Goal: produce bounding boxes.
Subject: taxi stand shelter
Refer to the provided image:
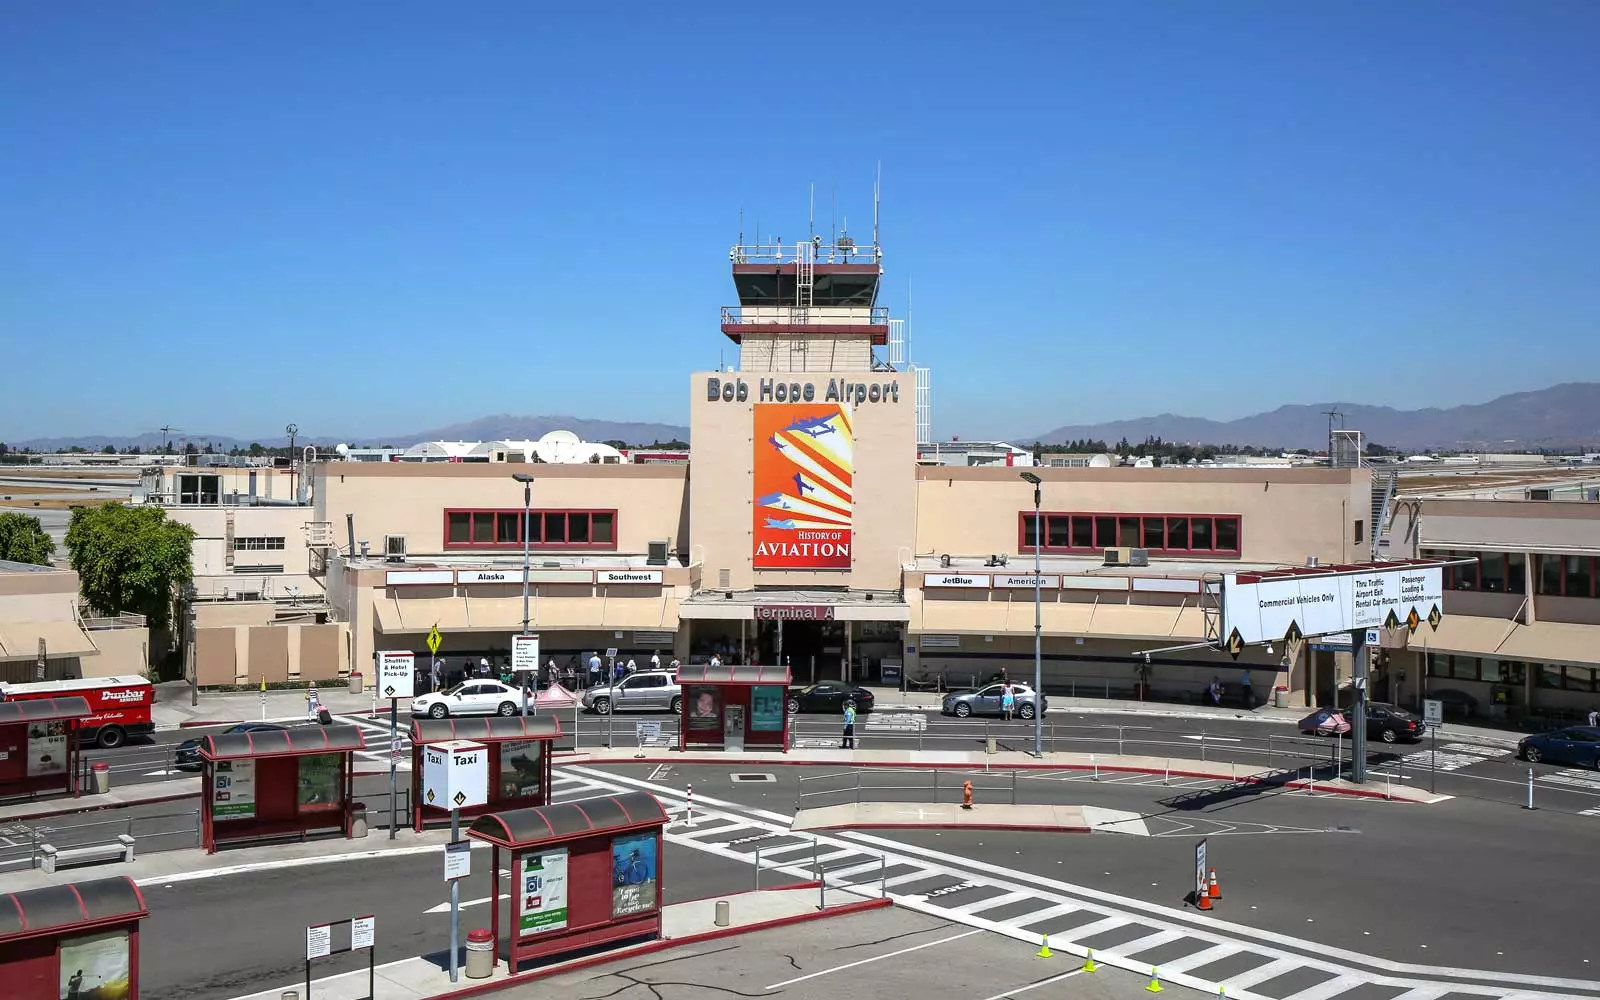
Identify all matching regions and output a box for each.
[468,790,668,973]
[676,663,792,751]
[409,715,562,832]
[197,723,367,853]
[0,875,148,1000]
[0,696,92,801]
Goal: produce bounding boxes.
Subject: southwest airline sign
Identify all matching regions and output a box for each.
[752,403,854,570]
[1223,561,1446,646]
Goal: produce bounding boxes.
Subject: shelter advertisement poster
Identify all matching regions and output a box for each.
[687,686,721,731]
[752,403,854,570]
[213,759,257,820]
[59,929,131,1000]
[611,831,658,917]
[519,847,569,934]
[750,686,785,731]
[297,754,341,813]
[27,720,68,777]
[499,739,542,799]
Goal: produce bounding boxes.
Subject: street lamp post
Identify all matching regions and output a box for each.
[1020,472,1043,757]
[512,473,535,718]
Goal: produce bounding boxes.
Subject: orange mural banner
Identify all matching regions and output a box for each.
[752,403,854,570]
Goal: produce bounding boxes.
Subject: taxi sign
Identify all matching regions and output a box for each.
[426,625,443,656]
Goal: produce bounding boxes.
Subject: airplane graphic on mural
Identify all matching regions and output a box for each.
[784,415,836,438]
[756,492,790,510]
[793,472,813,495]
[764,517,798,530]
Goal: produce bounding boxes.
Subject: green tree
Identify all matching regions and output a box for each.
[65,505,195,631]
[0,513,55,566]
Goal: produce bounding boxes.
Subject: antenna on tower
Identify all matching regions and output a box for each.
[737,206,744,248]
[808,183,815,242]
[872,161,881,249]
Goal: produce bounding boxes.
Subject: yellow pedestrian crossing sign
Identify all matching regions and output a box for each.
[426,625,443,656]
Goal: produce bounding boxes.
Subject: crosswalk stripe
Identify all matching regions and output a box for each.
[1109,929,1187,958]
[1014,903,1086,928]
[1223,958,1303,990]
[1281,974,1366,1000]
[949,890,1033,916]
[1158,943,1242,974]
[1050,915,1131,941]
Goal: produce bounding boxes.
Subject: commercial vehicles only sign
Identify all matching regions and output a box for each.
[1223,563,1445,646]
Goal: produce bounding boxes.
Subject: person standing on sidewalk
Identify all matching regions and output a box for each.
[1001,683,1016,721]
[430,658,442,693]
[841,700,857,749]
[1240,670,1255,710]
[305,682,320,721]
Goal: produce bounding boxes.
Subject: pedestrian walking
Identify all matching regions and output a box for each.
[305,682,320,721]
[430,658,442,693]
[625,657,637,674]
[1240,669,1255,710]
[1001,683,1015,721]
[841,700,857,749]
[1588,706,1598,727]
[588,652,603,688]
[650,650,662,671]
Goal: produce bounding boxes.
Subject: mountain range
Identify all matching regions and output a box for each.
[1029,383,1600,452]
[9,383,1600,454]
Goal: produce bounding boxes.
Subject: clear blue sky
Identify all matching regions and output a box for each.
[3,1,1597,444]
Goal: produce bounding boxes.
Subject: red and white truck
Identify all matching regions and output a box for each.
[0,676,157,748]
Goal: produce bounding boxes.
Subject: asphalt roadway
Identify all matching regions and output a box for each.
[139,840,799,1000]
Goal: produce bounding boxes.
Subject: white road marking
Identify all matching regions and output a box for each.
[1225,957,1303,989]
[948,890,1032,915]
[1011,903,1085,927]
[763,928,981,989]
[974,968,1085,1000]
[1110,928,1186,957]
[1283,974,1367,1000]
[423,896,494,915]
[564,763,1600,997]
[1182,735,1241,743]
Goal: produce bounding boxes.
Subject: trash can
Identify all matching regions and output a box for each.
[349,671,363,695]
[351,802,369,839]
[464,928,495,979]
[1273,685,1290,709]
[91,761,110,795]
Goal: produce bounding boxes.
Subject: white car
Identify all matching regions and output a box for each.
[410,680,526,719]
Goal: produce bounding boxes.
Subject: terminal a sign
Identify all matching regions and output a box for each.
[708,376,901,406]
[753,605,836,622]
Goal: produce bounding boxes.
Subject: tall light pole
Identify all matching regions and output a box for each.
[512,473,535,717]
[1020,472,1044,757]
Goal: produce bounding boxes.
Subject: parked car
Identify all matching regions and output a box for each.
[942,682,1045,720]
[582,671,682,715]
[786,682,875,715]
[1518,726,1600,768]
[1304,702,1424,744]
[174,722,287,770]
[410,680,525,719]
[1298,707,1351,736]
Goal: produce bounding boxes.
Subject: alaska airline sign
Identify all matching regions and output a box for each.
[1222,562,1445,646]
[752,403,854,570]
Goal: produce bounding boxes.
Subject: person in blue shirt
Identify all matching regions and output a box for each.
[842,700,857,749]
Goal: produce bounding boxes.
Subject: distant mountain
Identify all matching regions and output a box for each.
[1030,383,1600,452]
[5,416,691,453]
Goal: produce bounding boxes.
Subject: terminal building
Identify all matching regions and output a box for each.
[143,220,1600,723]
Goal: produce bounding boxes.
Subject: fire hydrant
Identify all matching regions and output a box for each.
[962,780,973,810]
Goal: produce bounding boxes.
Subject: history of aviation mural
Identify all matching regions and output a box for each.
[752,403,854,570]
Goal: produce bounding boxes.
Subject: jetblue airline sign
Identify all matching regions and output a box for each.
[706,376,901,406]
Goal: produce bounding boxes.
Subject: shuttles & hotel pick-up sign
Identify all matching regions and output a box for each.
[1223,562,1446,646]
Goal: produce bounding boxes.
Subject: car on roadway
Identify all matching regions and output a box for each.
[1304,702,1425,743]
[942,682,1045,720]
[581,671,682,715]
[786,681,875,715]
[173,722,288,771]
[1517,726,1600,768]
[410,680,526,719]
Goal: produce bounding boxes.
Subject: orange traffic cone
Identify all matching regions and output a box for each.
[1197,889,1213,911]
[1208,869,1222,900]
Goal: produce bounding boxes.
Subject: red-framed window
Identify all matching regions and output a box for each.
[1019,512,1242,557]
[443,509,617,550]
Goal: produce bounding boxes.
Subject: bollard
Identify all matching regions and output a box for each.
[714,900,730,927]
[1524,768,1536,810]
[856,771,863,805]
[1200,732,1207,762]
[880,854,887,898]
[755,845,762,890]
[1011,770,1018,805]
[1164,760,1170,785]
[686,784,695,827]
[1093,755,1100,781]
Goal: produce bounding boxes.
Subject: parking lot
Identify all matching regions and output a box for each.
[496,905,1158,1000]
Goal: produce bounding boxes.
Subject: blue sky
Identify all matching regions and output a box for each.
[3,1,1597,443]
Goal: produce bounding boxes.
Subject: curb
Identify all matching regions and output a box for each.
[419,895,892,1000]
[553,753,1431,803]
[797,821,1094,834]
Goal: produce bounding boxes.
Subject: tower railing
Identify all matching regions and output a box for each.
[721,306,888,327]
[730,241,882,266]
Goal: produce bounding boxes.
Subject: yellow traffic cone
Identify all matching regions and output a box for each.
[1082,948,1098,973]
[1037,935,1052,959]
[1147,967,1164,993]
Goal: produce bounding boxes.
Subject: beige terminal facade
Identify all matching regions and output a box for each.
[286,236,1399,707]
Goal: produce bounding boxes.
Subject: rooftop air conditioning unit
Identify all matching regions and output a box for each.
[646,540,670,567]
[1588,488,1600,503]
[1528,488,1553,501]
[1104,547,1133,566]
[1128,548,1150,567]
[383,534,408,563]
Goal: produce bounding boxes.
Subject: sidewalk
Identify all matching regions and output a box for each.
[0,777,200,824]
[791,802,1151,834]
[225,885,885,1000]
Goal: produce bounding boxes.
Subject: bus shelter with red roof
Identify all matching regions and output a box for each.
[408,715,561,832]
[196,723,367,853]
[676,663,791,751]
[0,875,149,999]
[0,696,92,802]
[467,790,667,973]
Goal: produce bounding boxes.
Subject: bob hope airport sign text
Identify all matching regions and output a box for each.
[707,376,901,406]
